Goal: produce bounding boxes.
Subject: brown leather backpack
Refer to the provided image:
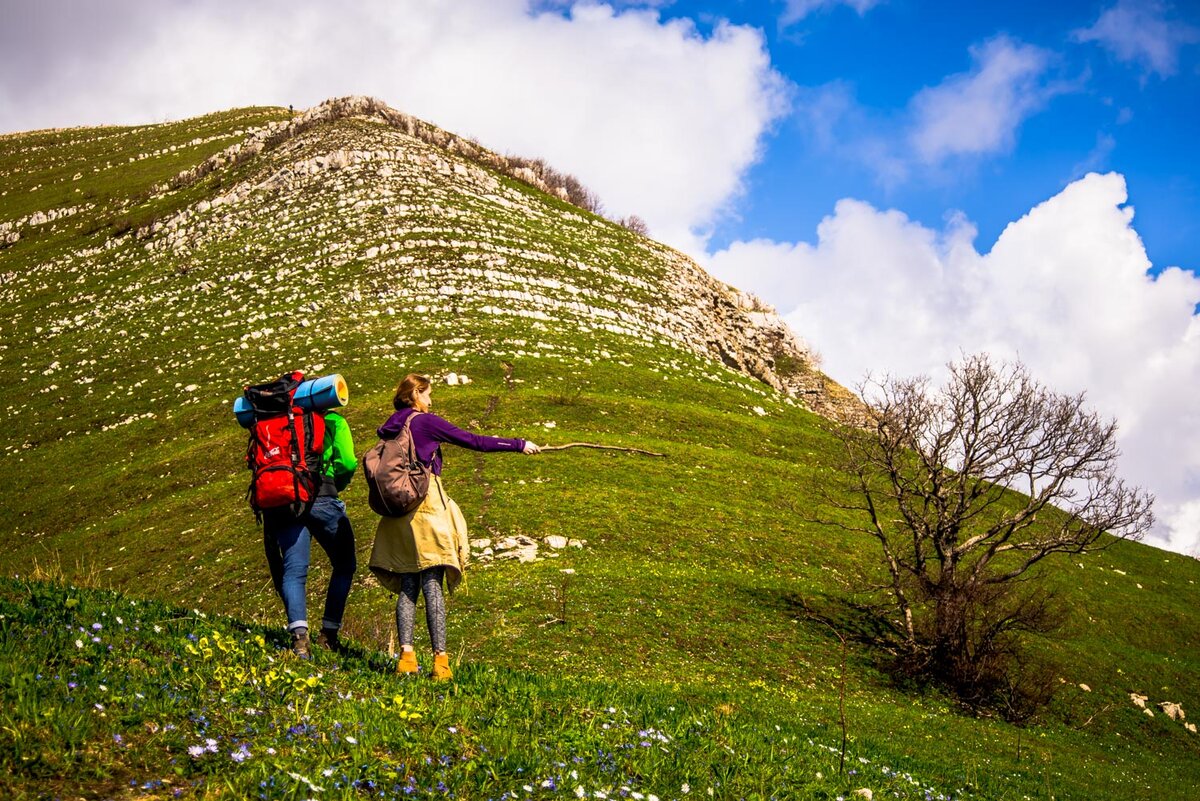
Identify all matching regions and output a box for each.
[362,412,430,516]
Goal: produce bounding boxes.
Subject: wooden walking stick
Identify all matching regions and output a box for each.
[540,442,666,458]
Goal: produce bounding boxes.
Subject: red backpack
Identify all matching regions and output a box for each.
[244,371,326,519]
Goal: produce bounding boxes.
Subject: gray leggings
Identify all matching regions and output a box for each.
[395,567,447,653]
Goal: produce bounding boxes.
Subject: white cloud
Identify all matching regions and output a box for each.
[1074,0,1200,78]
[782,0,883,26]
[0,0,789,249]
[796,36,1067,185]
[909,36,1056,164]
[706,172,1200,554]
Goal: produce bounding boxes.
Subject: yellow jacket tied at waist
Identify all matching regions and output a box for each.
[369,474,470,593]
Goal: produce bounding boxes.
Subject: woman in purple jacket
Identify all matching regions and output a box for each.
[368,373,540,680]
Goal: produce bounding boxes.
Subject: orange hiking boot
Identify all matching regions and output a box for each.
[396,649,418,675]
[432,652,453,681]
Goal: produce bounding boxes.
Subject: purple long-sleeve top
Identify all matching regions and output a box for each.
[377,407,525,475]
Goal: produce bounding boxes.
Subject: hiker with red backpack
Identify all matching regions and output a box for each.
[365,373,540,680]
[243,371,358,658]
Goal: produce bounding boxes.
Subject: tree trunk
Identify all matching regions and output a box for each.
[932,588,970,685]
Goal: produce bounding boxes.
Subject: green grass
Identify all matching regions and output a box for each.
[2,103,1199,800]
[5,576,1182,801]
[1,577,971,800]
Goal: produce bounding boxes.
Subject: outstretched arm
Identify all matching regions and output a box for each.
[426,414,528,454]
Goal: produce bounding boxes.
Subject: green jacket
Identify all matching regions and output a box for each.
[322,411,356,493]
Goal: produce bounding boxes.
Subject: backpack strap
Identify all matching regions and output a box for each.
[403,411,426,466]
[285,408,304,517]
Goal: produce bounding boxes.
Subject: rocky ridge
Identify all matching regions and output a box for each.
[1,95,862,466]
[142,95,861,422]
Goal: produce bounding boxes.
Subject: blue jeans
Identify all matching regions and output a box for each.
[263,496,357,632]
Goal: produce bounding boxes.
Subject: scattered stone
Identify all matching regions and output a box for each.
[1130,693,1148,709]
[1079,684,1091,692]
[1160,702,1185,721]
[1186,722,1197,734]
[1144,708,1155,718]
[545,535,568,550]
[492,535,538,563]
[567,538,585,549]
[853,790,873,801]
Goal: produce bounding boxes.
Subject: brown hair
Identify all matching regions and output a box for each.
[393,373,432,411]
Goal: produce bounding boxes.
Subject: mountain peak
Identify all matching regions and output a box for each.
[131,95,859,422]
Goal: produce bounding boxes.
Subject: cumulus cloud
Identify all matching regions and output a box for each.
[1074,0,1200,78]
[0,0,789,250]
[706,172,1200,554]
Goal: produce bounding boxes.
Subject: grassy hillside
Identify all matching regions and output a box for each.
[1,100,1198,800]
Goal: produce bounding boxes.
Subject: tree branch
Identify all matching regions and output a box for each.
[541,442,666,457]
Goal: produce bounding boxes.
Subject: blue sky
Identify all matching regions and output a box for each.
[2,0,1199,552]
[639,0,1200,274]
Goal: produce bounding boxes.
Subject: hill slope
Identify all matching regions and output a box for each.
[1,98,1198,799]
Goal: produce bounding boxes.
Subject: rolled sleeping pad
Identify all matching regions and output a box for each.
[234,373,349,427]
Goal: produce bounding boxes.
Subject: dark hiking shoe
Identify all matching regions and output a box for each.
[318,627,345,654]
[291,627,311,660]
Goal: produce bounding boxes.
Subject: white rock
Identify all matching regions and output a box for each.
[444,373,459,386]
[853,790,873,801]
[502,545,538,563]
[545,535,568,550]
[1079,684,1091,692]
[1130,693,1148,709]
[1160,702,1185,721]
[494,534,537,546]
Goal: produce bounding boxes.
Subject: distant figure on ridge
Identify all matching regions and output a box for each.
[366,373,540,681]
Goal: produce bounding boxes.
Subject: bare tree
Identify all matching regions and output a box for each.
[618,215,650,236]
[823,354,1154,710]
